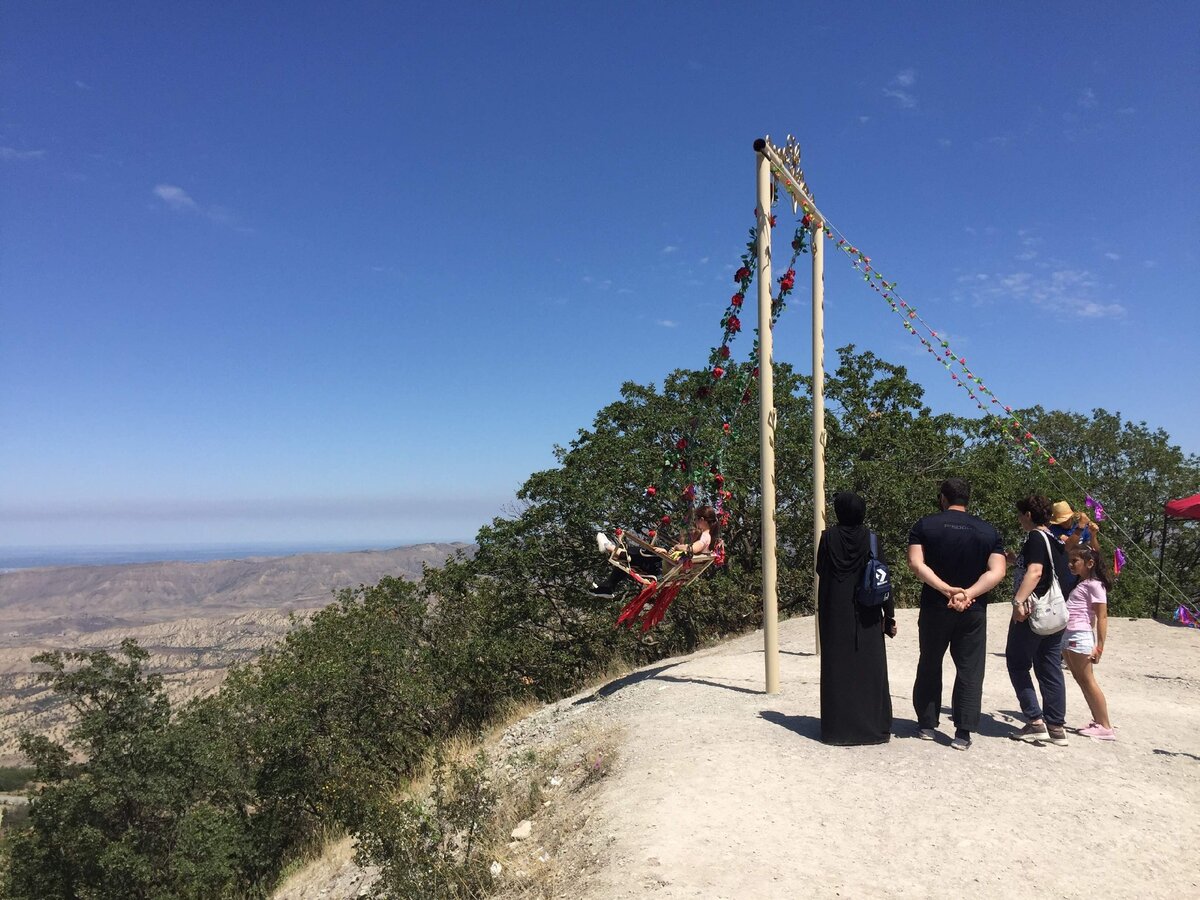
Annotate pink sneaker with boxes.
[1079,723,1116,741]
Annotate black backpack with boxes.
[853,532,892,608]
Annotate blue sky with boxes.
[2,2,1197,548]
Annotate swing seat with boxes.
[612,532,716,631]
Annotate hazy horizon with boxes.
[0,538,476,572]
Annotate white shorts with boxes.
[1064,629,1095,656]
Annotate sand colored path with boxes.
[570,604,1200,900]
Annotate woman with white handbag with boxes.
[1007,495,1071,746]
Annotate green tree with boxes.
[3,641,255,900]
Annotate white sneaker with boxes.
[596,532,617,554]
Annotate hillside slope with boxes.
[0,542,471,764]
[284,604,1200,900]
[0,543,473,632]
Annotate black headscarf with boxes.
[823,491,871,577]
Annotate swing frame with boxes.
[610,531,716,631]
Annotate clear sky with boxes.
[2,2,1197,548]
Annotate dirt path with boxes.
[561,605,1200,900]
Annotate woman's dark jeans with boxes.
[1006,617,1066,726]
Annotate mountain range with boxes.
[0,542,471,764]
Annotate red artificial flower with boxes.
[723,422,731,433]
[731,293,744,308]
[680,460,689,471]
[615,528,623,537]
[714,474,724,486]
[676,437,688,450]
[1048,457,1057,465]
[801,214,812,227]
[741,390,752,404]
[646,485,657,496]
[727,316,741,333]
[683,484,696,500]
[719,345,731,359]
[769,215,777,226]
[712,366,725,380]
[734,267,750,283]
[722,489,732,500]
[752,366,759,378]
[647,529,657,539]
[661,515,671,526]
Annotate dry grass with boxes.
[271,675,631,900]
[270,833,356,900]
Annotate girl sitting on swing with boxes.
[670,505,721,559]
[589,506,721,598]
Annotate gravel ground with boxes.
[280,603,1200,899]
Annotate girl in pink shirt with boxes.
[1064,547,1114,740]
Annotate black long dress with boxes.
[817,528,895,745]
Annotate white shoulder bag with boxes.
[1028,530,1068,636]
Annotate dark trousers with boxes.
[595,547,662,592]
[1006,618,1066,726]
[912,603,987,733]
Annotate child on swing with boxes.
[1064,545,1115,740]
[669,505,721,559]
[589,506,721,597]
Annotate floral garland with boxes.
[637,207,810,541]
[781,195,1152,584]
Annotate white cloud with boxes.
[661,245,678,254]
[0,147,46,161]
[1104,252,1120,261]
[1117,107,1135,115]
[75,80,93,90]
[1016,251,1037,261]
[657,320,678,328]
[153,183,198,211]
[152,183,252,231]
[883,69,917,108]
[960,268,1124,318]
[698,256,710,265]
[938,138,952,147]
[859,116,871,124]
[1079,87,1098,109]
[883,88,917,109]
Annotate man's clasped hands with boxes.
[940,587,975,612]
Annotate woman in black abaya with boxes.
[816,492,897,745]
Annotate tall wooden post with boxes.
[811,217,826,653]
[755,146,779,695]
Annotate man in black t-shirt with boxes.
[907,477,1006,750]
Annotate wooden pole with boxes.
[756,146,779,695]
[811,217,826,654]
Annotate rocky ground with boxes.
[280,603,1200,899]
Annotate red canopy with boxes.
[1165,493,1200,521]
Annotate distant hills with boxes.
[0,542,474,636]
[0,542,472,764]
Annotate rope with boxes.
[766,169,1197,615]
